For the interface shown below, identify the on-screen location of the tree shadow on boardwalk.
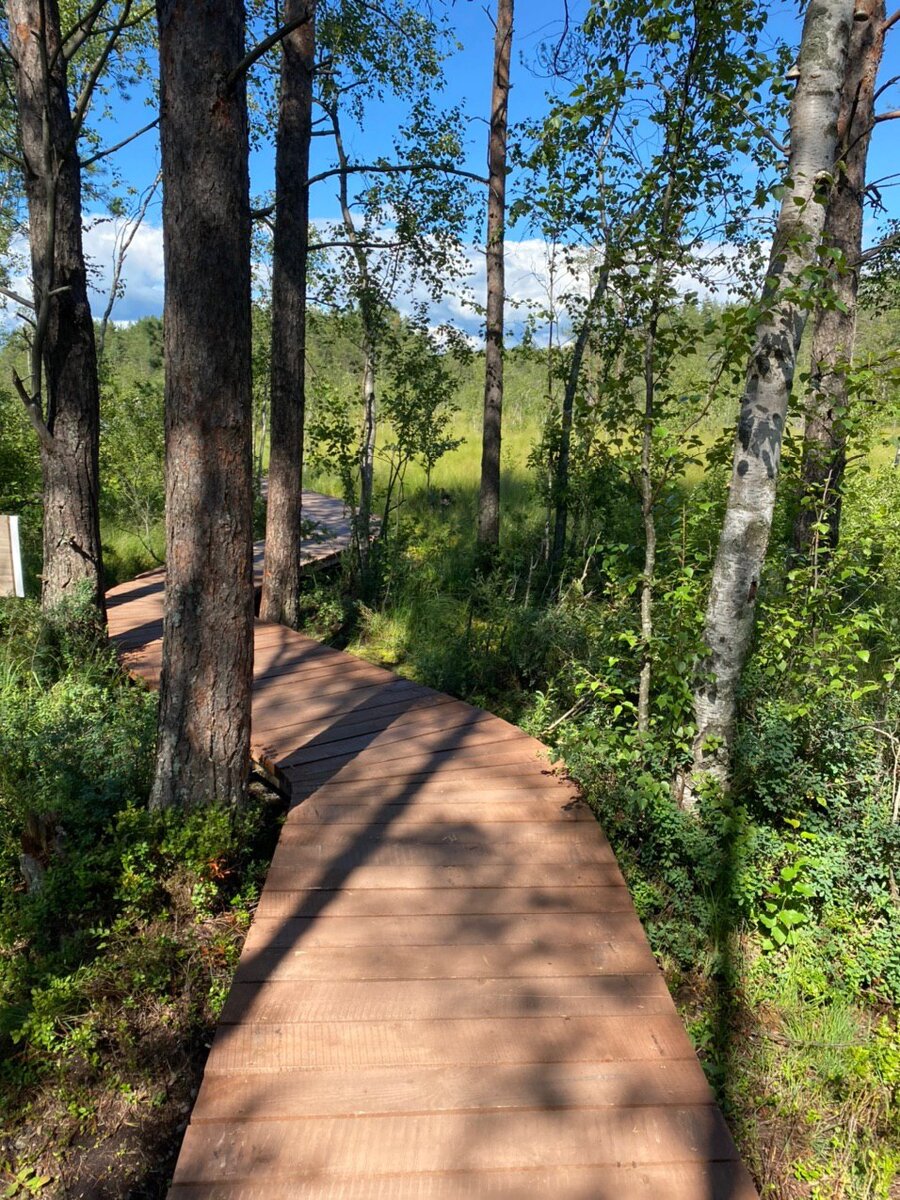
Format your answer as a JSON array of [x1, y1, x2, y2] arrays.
[[104, 561, 758, 1199], [167, 623, 759, 1199]]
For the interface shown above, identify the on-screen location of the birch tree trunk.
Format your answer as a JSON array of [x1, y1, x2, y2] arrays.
[[793, 0, 885, 555], [476, 0, 513, 557], [691, 0, 856, 790], [358, 336, 377, 569], [151, 0, 255, 810], [260, 0, 316, 629], [7, 0, 104, 615]]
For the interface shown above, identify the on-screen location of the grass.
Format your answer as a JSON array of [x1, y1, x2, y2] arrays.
[[307, 425, 900, 1199]]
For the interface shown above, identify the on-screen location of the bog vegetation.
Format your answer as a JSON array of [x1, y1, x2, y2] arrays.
[[0, 0, 899, 1196]]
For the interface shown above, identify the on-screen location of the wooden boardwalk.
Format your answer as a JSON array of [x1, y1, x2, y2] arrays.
[[106, 494, 759, 1200]]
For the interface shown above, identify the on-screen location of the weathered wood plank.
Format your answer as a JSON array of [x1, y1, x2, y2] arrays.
[[190, 1058, 714, 1121], [231, 939, 659, 983], [252, 885, 630, 920], [171, 1106, 741, 1180], [169, 1162, 760, 1200], [218, 973, 673, 1024]]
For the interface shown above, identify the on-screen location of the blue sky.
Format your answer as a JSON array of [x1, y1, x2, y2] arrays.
[[58, 0, 900, 329]]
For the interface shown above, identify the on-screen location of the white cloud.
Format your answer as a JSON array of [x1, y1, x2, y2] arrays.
[[82, 216, 165, 321], [3, 209, 763, 342]]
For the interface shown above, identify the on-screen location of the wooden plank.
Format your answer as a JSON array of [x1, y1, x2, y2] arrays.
[[291, 774, 577, 803], [218, 972, 673, 1024], [261, 861, 627, 890], [231, 939, 658, 983], [253, 885, 630, 920], [252, 685, 445, 741], [190, 1058, 714, 1121], [287, 798, 593, 824], [276, 709, 498, 768], [286, 747, 556, 786], [203, 1013, 697, 1075], [242, 910, 645, 950], [169, 1161, 760, 1200], [278, 819, 607, 848], [268, 837, 616, 869], [250, 681, 423, 735], [171, 1106, 740, 1181]]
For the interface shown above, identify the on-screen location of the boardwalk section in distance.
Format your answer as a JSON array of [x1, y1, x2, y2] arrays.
[[105, 492, 760, 1200]]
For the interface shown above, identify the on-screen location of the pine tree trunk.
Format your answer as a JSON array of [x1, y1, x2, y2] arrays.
[[476, 0, 513, 556], [260, 1, 316, 629], [793, 0, 885, 555], [150, 0, 255, 811], [691, 0, 856, 790], [7, 0, 104, 615]]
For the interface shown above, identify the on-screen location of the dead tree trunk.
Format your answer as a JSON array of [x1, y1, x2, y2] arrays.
[[260, 0, 316, 629], [476, 0, 513, 557], [793, 0, 886, 555], [690, 0, 856, 791], [150, 0, 255, 810], [7, 0, 104, 615]]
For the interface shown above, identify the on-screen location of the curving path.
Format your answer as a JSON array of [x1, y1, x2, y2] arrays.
[[106, 493, 759, 1200]]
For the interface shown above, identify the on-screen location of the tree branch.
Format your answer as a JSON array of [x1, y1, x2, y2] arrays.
[[224, 3, 314, 91], [0, 143, 26, 170], [59, 0, 109, 64], [883, 7, 900, 33], [855, 229, 900, 265], [874, 72, 900, 102], [312, 239, 404, 250], [11, 367, 55, 450], [0, 285, 35, 309], [69, 0, 136, 144], [251, 159, 488, 218], [79, 116, 158, 168], [308, 161, 490, 188]]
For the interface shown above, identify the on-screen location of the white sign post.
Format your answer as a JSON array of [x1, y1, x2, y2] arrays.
[[1, 515, 25, 597]]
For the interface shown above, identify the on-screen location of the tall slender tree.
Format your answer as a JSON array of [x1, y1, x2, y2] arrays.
[[793, 0, 887, 555], [476, 0, 513, 556], [5, 0, 107, 613], [260, 0, 316, 629], [150, 0, 255, 810], [691, 0, 857, 792]]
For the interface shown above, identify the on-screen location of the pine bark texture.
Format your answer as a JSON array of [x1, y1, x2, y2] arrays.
[[151, 0, 255, 810], [476, 0, 513, 554], [260, 1, 316, 629], [692, 0, 856, 785], [793, 0, 885, 554], [7, 0, 105, 613]]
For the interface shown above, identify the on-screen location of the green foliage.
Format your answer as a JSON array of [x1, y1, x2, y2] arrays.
[[0, 596, 280, 1192]]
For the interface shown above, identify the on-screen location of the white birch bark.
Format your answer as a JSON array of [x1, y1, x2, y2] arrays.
[[690, 0, 856, 790]]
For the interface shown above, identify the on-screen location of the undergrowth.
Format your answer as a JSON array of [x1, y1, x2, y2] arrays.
[[0, 594, 282, 1199], [302, 458, 900, 1199]]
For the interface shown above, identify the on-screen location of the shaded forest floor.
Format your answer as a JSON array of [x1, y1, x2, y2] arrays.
[[0, 599, 285, 1198]]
